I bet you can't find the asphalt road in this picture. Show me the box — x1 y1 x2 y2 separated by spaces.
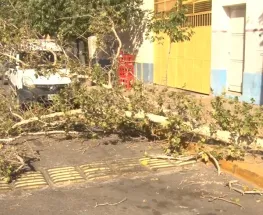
1 164 262 215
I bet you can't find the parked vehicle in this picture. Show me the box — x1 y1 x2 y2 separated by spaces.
6 39 71 104
0 61 9 85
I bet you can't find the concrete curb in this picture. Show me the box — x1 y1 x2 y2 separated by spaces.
220 160 263 189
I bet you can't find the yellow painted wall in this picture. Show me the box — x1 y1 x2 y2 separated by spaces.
154 26 212 94
153 0 212 94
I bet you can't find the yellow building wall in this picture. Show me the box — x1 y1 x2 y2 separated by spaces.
154 0 212 94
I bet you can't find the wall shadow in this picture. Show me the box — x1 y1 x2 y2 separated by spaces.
118 18 147 56
89 15 147 70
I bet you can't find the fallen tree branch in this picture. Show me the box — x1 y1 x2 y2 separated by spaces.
177 160 197 166
11 109 82 129
0 52 28 66
11 109 167 130
14 154 25 173
7 105 263 150
228 180 245 195
0 131 83 143
202 194 243 208
94 197 127 208
146 152 215 171
228 180 263 196
206 152 221 176
146 154 197 161
9 108 24 121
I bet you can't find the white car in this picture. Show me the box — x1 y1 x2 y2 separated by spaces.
6 39 71 104
0 61 9 85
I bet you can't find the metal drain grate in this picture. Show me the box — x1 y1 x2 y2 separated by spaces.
47 167 85 185
14 172 48 189
0 180 11 192
108 158 147 173
139 158 178 170
80 162 115 180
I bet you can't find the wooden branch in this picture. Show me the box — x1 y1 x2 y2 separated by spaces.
228 180 263 196
11 109 82 129
94 198 127 208
202 194 243 208
109 17 122 62
228 180 245 195
206 152 221 176
0 131 82 143
108 17 122 87
146 154 196 161
9 108 24 121
177 160 197 166
11 109 167 131
0 52 28 66
14 154 25 173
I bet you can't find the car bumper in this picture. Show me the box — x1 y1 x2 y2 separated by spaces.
17 85 66 102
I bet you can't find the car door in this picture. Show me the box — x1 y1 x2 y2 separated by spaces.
8 64 17 88
7 55 20 89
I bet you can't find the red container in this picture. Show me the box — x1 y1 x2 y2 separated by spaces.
119 77 133 89
118 51 135 89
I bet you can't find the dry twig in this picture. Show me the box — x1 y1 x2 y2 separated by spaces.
14 154 25 173
202 194 243 208
147 154 196 161
206 152 221 175
228 180 263 196
9 108 24 121
0 131 82 143
94 197 127 208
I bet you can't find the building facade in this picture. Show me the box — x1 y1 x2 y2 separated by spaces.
135 0 263 104
134 0 154 83
135 0 213 94
211 0 263 104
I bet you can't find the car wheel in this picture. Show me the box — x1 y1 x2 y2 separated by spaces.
3 75 8 85
1 75 8 85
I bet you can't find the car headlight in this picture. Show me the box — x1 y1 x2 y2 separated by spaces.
22 77 35 87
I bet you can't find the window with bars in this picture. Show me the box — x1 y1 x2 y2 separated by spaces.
186 13 212 27
154 0 212 27
154 0 176 13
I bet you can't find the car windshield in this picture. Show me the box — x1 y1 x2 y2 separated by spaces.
20 51 67 68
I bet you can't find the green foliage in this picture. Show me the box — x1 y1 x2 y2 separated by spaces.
210 94 263 160
146 0 193 43
27 0 73 36
210 94 263 145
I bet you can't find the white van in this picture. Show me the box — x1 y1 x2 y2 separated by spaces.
6 39 71 104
